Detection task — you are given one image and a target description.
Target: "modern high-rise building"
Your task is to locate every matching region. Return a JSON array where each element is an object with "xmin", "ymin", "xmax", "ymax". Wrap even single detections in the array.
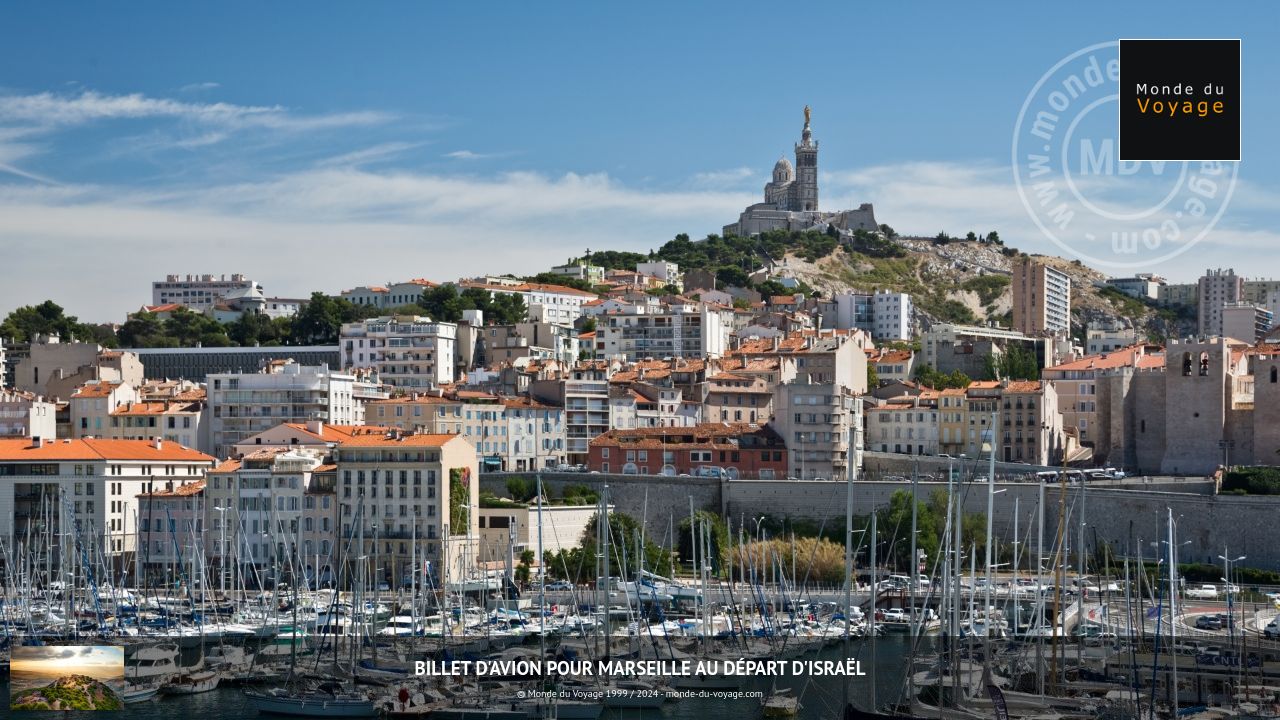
[
  {"xmin": 1012, "ymin": 257, "xmax": 1071, "ymax": 336},
  {"xmin": 1197, "ymin": 268, "xmax": 1244, "ymax": 337}
]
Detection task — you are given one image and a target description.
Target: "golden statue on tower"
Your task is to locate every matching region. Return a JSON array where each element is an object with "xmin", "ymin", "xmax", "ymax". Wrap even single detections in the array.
[{"xmin": 804, "ymin": 105, "xmax": 811, "ymax": 125}]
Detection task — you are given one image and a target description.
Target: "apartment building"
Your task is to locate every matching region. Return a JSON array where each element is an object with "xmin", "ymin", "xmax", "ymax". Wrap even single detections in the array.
[
  {"xmin": 135, "ymin": 479, "xmax": 206, "ymax": 583},
  {"xmin": 595, "ymin": 302, "xmax": 730, "ymax": 361},
  {"xmin": 867, "ymin": 393, "xmax": 939, "ymax": 456},
  {"xmin": 530, "ymin": 364, "xmax": 612, "ymax": 465},
  {"xmin": 208, "ymin": 362, "xmax": 364, "ymax": 458},
  {"xmin": 16, "ymin": 341, "xmax": 144, "ymax": 400},
  {"xmin": 1086, "ymin": 321, "xmax": 1138, "ymax": 355},
  {"xmin": 152, "ymin": 273, "xmax": 258, "ymax": 311},
  {"xmin": 997, "ymin": 380, "xmax": 1063, "ymax": 465},
  {"xmin": 333, "ymin": 431, "xmax": 478, "ymax": 588},
  {"xmin": 366, "ymin": 392, "xmax": 567, "ymax": 471},
  {"xmin": 1221, "ymin": 303, "xmax": 1273, "ymax": 343},
  {"xmin": 1012, "ymin": 257, "xmax": 1071, "ymax": 336},
  {"xmin": 0, "ymin": 437, "xmax": 215, "ymax": 574},
  {"xmin": 204, "ymin": 448, "xmax": 328, "ymax": 588},
  {"xmin": 0, "ymin": 388, "xmax": 56, "ymax": 438},
  {"xmin": 703, "ymin": 372, "xmax": 773, "ymax": 424},
  {"xmin": 733, "ymin": 331, "xmax": 869, "ymax": 394},
  {"xmin": 770, "ymin": 380, "xmax": 862, "ymax": 481},
  {"xmin": 1198, "ymin": 268, "xmax": 1244, "ymax": 337},
  {"xmin": 339, "ymin": 279, "xmax": 438, "ymax": 309},
  {"xmin": 458, "ymin": 321, "xmax": 579, "ymax": 370},
  {"xmin": 1104, "ymin": 274, "xmax": 1165, "ymax": 300},
  {"xmin": 340, "ymin": 315, "xmax": 457, "ymax": 389},
  {"xmin": 587, "ymin": 423, "xmax": 787, "ymax": 479}
]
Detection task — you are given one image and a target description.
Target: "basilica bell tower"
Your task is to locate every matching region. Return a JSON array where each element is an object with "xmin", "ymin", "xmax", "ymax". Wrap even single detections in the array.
[{"xmin": 793, "ymin": 105, "xmax": 819, "ymax": 212}]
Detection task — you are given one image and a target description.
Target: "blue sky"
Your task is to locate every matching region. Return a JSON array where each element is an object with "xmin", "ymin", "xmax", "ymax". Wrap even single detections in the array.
[{"xmin": 1, "ymin": 2, "xmax": 1277, "ymax": 321}]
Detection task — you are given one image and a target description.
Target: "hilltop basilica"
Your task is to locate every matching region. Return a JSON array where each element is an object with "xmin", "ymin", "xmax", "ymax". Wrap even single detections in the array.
[{"xmin": 723, "ymin": 106, "xmax": 880, "ymax": 238}]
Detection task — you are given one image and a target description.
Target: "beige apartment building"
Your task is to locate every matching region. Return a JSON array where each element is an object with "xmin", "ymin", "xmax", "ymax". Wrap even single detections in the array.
[{"xmin": 1012, "ymin": 257, "xmax": 1071, "ymax": 337}]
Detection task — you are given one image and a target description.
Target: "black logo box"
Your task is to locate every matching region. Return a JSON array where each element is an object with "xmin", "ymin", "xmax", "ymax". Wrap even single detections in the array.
[{"xmin": 1119, "ymin": 39, "xmax": 1240, "ymax": 162}]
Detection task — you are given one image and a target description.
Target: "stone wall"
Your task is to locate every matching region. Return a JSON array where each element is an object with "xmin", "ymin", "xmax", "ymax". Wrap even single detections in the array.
[{"xmin": 481, "ymin": 471, "xmax": 1273, "ymax": 569}]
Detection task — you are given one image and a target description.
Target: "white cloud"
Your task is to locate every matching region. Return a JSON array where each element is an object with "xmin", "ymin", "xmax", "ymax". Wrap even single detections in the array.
[
  {"xmin": 0, "ymin": 90, "xmax": 393, "ymax": 133},
  {"xmin": 443, "ymin": 149, "xmax": 512, "ymax": 160},
  {"xmin": 688, "ymin": 167, "xmax": 758, "ymax": 190},
  {"xmin": 319, "ymin": 142, "xmax": 424, "ymax": 168},
  {"xmin": 179, "ymin": 82, "xmax": 221, "ymax": 92}
]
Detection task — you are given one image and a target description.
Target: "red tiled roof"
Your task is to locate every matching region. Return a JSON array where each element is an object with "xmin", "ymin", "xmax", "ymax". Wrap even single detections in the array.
[{"xmin": 0, "ymin": 438, "xmax": 212, "ymax": 462}]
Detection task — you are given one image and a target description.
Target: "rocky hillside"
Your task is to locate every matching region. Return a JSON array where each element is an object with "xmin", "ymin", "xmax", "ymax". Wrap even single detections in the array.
[
  {"xmin": 771, "ymin": 235, "xmax": 1194, "ymax": 341},
  {"xmin": 10, "ymin": 674, "xmax": 125, "ymax": 711}
]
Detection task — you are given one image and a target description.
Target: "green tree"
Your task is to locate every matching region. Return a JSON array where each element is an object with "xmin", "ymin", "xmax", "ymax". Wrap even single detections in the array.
[
  {"xmin": 678, "ymin": 511, "xmax": 730, "ymax": 576},
  {"xmin": 117, "ymin": 312, "xmax": 166, "ymax": 347},
  {"xmin": 0, "ymin": 300, "xmax": 97, "ymax": 343},
  {"xmin": 163, "ymin": 308, "xmax": 229, "ymax": 346},
  {"xmin": 419, "ymin": 285, "xmax": 465, "ymax": 323},
  {"xmin": 875, "ymin": 490, "xmax": 942, "ymax": 572},
  {"xmin": 448, "ymin": 468, "xmax": 472, "ymax": 534},
  {"xmin": 867, "ymin": 363, "xmax": 880, "ymax": 389},
  {"xmin": 505, "ymin": 476, "xmax": 536, "ymax": 502},
  {"xmin": 291, "ymin": 292, "xmax": 349, "ymax": 344},
  {"xmin": 980, "ymin": 344, "xmax": 1040, "ymax": 381}
]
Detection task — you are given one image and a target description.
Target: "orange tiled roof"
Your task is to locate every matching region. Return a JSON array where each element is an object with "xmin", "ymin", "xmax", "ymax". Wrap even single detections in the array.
[
  {"xmin": 209, "ymin": 458, "xmax": 243, "ymax": 473},
  {"xmin": 875, "ymin": 350, "xmax": 913, "ymax": 364},
  {"xmin": 1045, "ymin": 344, "xmax": 1165, "ymax": 373},
  {"xmin": 0, "ymin": 438, "xmax": 213, "ymax": 462},
  {"xmin": 337, "ymin": 432, "xmax": 457, "ymax": 448},
  {"xmin": 111, "ymin": 401, "xmax": 200, "ymax": 416},
  {"xmin": 143, "ymin": 303, "xmax": 183, "ymax": 313},
  {"xmin": 1004, "ymin": 380, "xmax": 1043, "ymax": 393},
  {"xmin": 278, "ymin": 423, "xmax": 397, "ymax": 442},
  {"xmin": 139, "ymin": 479, "xmax": 206, "ymax": 498},
  {"xmin": 72, "ymin": 382, "xmax": 122, "ymax": 399}
]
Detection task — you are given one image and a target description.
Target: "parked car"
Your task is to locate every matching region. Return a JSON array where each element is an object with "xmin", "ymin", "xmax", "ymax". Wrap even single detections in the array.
[
  {"xmin": 544, "ymin": 580, "xmax": 573, "ymax": 591},
  {"xmin": 1264, "ymin": 618, "xmax": 1279, "ymax": 639},
  {"xmin": 881, "ymin": 608, "xmax": 907, "ymax": 622},
  {"xmin": 1195, "ymin": 615, "xmax": 1223, "ymax": 630},
  {"xmin": 1186, "ymin": 584, "xmax": 1220, "ymax": 599}
]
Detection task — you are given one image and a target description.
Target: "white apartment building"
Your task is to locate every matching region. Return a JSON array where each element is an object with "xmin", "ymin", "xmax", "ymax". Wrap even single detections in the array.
[
  {"xmin": 339, "ymin": 279, "xmax": 438, "ymax": 309},
  {"xmin": 871, "ymin": 290, "xmax": 913, "ymax": 341},
  {"xmin": 366, "ymin": 393, "xmax": 567, "ymax": 472},
  {"xmin": 208, "ymin": 362, "xmax": 362, "ymax": 458},
  {"xmin": 635, "ymin": 261, "xmax": 681, "ymax": 288},
  {"xmin": 0, "ymin": 389, "xmax": 56, "ymax": 439},
  {"xmin": 595, "ymin": 303, "xmax": 730, "ymax": 361},
  {"xmin": 152, "ymin": 274, "xmax": 259, "ymax": 311},
  {"xmin": 1085, "ymin": 322, "xmax": 1138, "ymax": 355},
  {"xmin": 0, "ymin": 437, "xmax": 214, "ymax": 573},
  {"xmin": 205, "ymin": 448, "xmax": 327, "ymax": 585},
  {"xmin": 530, "ymin": 365, "xmax": 611, "ymax": 464},
  {"xmin": 340, "ymin": 316, "xmax": 457, "ymax": 389}
]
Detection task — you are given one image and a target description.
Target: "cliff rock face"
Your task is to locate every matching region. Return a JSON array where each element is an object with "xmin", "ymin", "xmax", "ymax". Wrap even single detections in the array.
[{"xmin": 10, "ymin": 674, "xmax": 125, "ymax": 711}]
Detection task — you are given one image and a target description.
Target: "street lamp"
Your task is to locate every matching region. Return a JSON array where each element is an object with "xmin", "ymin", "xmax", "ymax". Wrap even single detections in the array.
[
  {"xmin": 1217, "ymin": 552, "xmax": 1246, "ymax": 647},
  {"xmin": 213, "ymin": 506, "xmax": 229, "ymax": 599}
]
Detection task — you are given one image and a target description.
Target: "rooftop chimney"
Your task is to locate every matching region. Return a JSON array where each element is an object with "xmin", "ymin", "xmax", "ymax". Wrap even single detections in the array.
[
  {"xmin": 152, "ymin": 437, "xmax": 163, "ymax": 451},
  {"xmin": 306, "ymin": 419, "xmax": 325, "ymax": 437}
]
